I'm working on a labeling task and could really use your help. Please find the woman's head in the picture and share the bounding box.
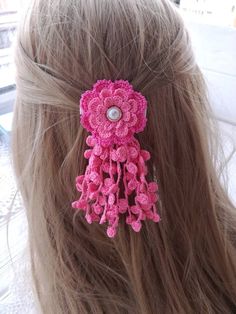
[12,0,236,313]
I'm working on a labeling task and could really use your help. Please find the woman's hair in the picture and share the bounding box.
[12,0,236,313]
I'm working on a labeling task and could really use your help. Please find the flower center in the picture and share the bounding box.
[106,106,122,122]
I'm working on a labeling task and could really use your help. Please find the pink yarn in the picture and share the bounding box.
[72,80,161,238]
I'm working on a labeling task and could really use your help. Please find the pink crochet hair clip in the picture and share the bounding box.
[72,79,161,238]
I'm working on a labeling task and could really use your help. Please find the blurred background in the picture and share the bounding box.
[0,0,236,313]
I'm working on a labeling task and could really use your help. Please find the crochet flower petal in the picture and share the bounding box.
[128,99,138,113]
[113,80,133,92]
[121,102,131,112]
[101,130,113,139]
[135,114,147,132]
[88,114,98,129]
[104,120,115,131]
[88,97,101,111]
[115,125,129,137]
[97,104,107,114]
[127,113,138,127]
[116,119,124,129]
[93,79,112,92]
[99,88,112,99]
[98,126,113,139]
[112,96,123,106]
[113,88,129,100]
[96,114,106,125]
[122,111,131,122]
[133,92,147,112]
[80,114,93,132]
[104,97,114,107]
[80,90,97,112]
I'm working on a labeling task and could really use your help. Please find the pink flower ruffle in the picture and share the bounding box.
[80,79,147,146]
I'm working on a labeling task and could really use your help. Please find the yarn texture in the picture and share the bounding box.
[72,80,160,238]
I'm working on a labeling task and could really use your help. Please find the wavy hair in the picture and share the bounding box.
[12,0,236,313]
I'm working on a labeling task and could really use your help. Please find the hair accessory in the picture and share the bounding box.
[72,80,160,238]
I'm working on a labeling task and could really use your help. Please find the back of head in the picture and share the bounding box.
[12,0,236,313]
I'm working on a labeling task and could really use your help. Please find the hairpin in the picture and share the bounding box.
[72,79,160,238]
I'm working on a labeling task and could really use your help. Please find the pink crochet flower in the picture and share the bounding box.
[80,80,147,146]
[72,79,161,238]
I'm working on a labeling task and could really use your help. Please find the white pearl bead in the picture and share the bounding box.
[106,106,122,122]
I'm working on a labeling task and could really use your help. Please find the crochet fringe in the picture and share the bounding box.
[72,135,160,238]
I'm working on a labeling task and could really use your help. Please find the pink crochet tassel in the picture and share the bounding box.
[72,79,160,238]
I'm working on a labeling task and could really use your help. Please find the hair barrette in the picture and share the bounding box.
[72,79,160,238]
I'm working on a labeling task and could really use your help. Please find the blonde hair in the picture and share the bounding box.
[12,0,236,313]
